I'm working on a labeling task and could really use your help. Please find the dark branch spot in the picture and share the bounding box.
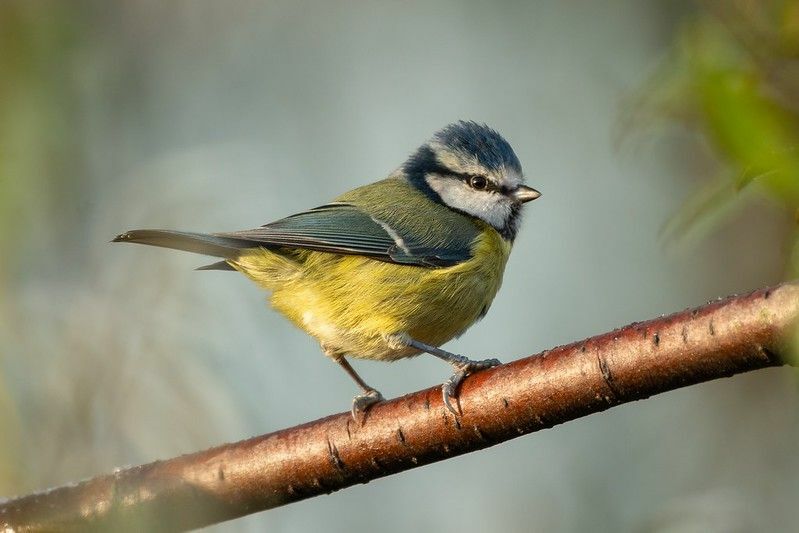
[396,428,406,445]
[756,344,781,364]
[502,398,509,408]
[597,352,621,402]
[653,333,660,346]
[327,438,345,472]
[217,467,225,481]
[709,320,715,335]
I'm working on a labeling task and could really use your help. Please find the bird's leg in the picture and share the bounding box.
[331,354,384,420]
[406,338,500,416]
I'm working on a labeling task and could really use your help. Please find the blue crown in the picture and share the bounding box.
[433,121,522,174]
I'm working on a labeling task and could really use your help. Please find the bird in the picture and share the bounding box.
[113,121,540,418]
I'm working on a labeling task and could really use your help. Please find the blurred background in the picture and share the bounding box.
[2,1,799,531]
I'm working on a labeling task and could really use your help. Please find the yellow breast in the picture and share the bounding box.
[231,224,512,361]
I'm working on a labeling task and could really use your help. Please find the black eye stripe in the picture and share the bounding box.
[459,173,499,191]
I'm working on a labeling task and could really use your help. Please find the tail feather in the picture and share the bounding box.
[112,229,255,259]
[195,260,237,271]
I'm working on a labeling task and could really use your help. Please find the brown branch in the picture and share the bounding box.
[2,282,798,532]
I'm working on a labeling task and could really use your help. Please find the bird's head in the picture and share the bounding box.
[403,121,540,240]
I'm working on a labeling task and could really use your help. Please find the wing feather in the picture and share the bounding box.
[216,203,473,267]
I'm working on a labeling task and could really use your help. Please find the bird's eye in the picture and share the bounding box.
[469,175,488,190]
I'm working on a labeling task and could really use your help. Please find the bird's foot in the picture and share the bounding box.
[351,388,385,421]
[442,357,501,416]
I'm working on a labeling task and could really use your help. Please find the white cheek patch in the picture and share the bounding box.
[425,174,513,231]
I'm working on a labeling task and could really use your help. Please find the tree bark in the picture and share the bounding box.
[2,282,797,532]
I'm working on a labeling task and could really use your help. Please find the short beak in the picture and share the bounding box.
[512,185,541,203]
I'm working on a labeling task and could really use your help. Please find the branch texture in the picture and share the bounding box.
[2,282,798,532]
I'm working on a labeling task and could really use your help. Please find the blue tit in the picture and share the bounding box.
[114,121,540,417]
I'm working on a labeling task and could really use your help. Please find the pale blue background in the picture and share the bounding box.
[2,2,797,532]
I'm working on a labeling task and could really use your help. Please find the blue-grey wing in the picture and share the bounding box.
[215,203,474,267]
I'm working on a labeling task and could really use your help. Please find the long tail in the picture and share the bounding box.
[112,229,256,270]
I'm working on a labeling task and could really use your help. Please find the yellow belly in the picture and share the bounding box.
[230,226,511,361]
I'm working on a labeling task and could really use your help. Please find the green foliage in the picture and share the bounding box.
[636,1,799,275]
[0,3,87,276]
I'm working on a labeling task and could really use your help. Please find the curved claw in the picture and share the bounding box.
[351,389,385,421]
[442,358,501,416]
[442,371,468,416]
